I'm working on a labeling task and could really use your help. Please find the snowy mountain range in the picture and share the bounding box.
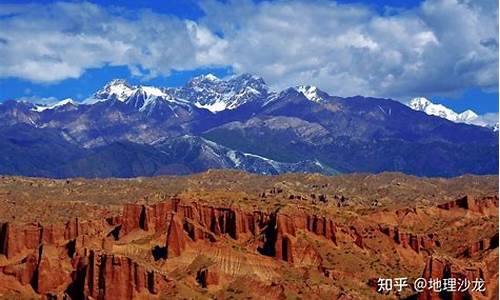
[86,73,269,113]
[0,73,498,178]
[36,76,496,130]
[408,97,497,130]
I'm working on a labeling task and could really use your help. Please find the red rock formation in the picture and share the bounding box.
[417,256,486,300]
[83,250,169,300]
[307,215,336,244]
[464,232,499,257]
[145,201,173,232]
[3,195,495,300]
[350,228,364,249]
[64,218,80,240]
[1,223,42,259]
[183,219,217,242]
[33,245,72,294]
[0,253,38,286]
[0,244,72,296]
[277,234,295,263]
[274,215,296,262]
[166,213,187,257]
[0,218,110,259]
[259,213,340,263]
[175,203,248,240]
[116,201,174,238]
[292,238,322,267]
[112,200,345,265]
[437,195,499,215]
[380,226,440,253]
[196,265,220,288]
[119,203,146,237]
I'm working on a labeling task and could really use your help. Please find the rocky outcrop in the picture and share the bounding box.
[160,201,345,264]
[33,245,72,294]
[463,232,499,257]
[437,195,499,215]
[380,226,440,253]
[196,265,220,288]
[1,223,42,259]
[0,244,72,296]
[174,202,266,240]
[166,213,187,258]
[81,250,169,300]
[106,200,364,266]
[118,203,145,236]
[182,219,217,243]
[304,215,337,244]
[0,253,38,286]
[0,248,171,300]
[118,202,174,237]
[0,218,108,259]
[417,256,486,300]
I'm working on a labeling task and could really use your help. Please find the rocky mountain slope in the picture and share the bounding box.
[0,171,497,299]
[0,74,498,178]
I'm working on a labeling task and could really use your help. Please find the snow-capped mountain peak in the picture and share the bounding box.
[410,97,461,121]
[88,73,273,114]
[32,98,78,112]
[457,109,479,122]
[408,97,458,120]
[408,97,494,128]
[139,86,167,97]
[187,73,221,87]
[295,85,329,103]
[56,98,77,106]
[408,97,431,110]
[202,73,219,81]
[179,73,270,113]
[95,79,135,102]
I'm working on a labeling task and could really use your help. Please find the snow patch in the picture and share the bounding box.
[295,85,324,102]
[32,98,77,112]
[194,101,228,113]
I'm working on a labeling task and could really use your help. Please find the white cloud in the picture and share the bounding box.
[0,2,224,83]
[198,0,498,99]
[0,0,497,102]
[473,112,499,127]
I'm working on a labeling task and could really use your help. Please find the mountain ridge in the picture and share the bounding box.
[0,73,498,178]
[409,97,497,129]
[32,76,497,130]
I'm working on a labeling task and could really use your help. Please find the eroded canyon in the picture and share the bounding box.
[0,171,498,299]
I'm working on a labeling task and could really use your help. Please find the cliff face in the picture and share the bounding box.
[118,202,174,237]
[34,245,73,295]
[437,194,499,215]
[164,202,356,264]
[165,213,187,258]
[0,207,172,299]
[1,223,42,259]
[82,251,169,300]
[0,218,108,259]
[380,225,441,254]
[417,256,489,300]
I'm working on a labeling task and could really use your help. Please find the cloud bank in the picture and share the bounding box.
[0,0,497,100]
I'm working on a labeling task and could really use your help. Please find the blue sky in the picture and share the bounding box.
[0,0,498,115]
